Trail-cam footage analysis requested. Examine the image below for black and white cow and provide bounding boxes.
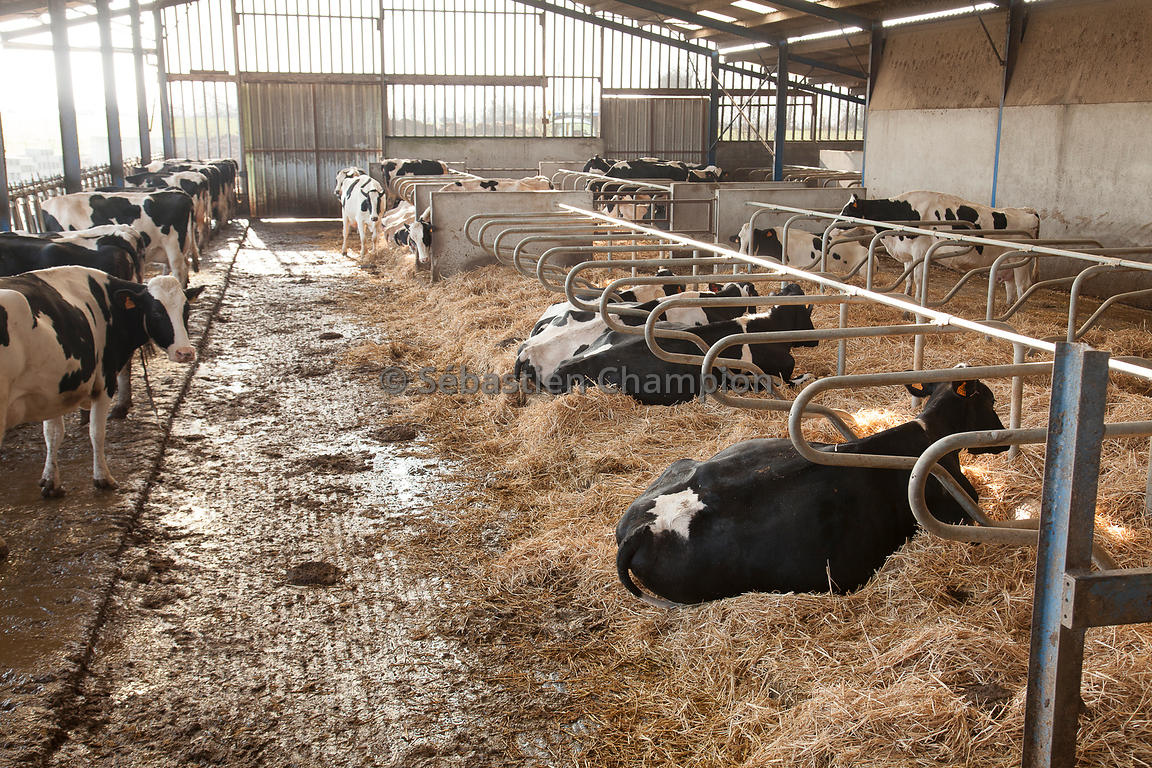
[514,281,759,387]
[440,176,552,192]
[730,224,873,274]
[544,284,817,406]
[0,267,204,519]
[840,191,1040,303]
[41,191,199,287]
[381,158,449,209]
[334,169,385,258]
[0,232,149,418]
[9,225,146,282]
[605,158,724,182]
[402,208,434,266]
[582,155,618,174]
[125,169,212,250]
[615,376,1007,604]
[135,159,233,227]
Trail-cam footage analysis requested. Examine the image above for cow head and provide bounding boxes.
[334,167,364,198]
[117,276,205,363]
[767,283,817,347]
[905,378,1008,454]
[841,193,863,218]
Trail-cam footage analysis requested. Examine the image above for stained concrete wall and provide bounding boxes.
[865,0,1152,257]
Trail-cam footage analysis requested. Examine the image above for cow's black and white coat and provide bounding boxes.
[381,158,449,209]
[841,191,1040,303]
[334,169,385,258]
[514,281,759,387]
[731,223,873,274]
[605,158,724,182]
[615,377,1007,604]
[0,266,203,522]
[41,191,199,287]
[545,284,817,405]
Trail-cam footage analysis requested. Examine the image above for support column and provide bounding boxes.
[1022,342,1109,768]
[49,0,82,193]
[772,41,788,181]
[862,25,884,180]
[154,8,175,158]
[130,0,151,165]
[0,114,11,231]
[992,0,1025,206]
[96,0,124,186]
[706,52,720,167]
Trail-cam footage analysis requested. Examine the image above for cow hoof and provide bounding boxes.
[109,404,131,420]
[93,477,119,491]
[789,373,815,387]
[40,482,66,499]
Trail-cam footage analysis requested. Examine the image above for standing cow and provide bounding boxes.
[841,191,1039,303]
[335,169,385,258]
[42,191,199,287]
[0,266,204,528]
[381,159,449,209]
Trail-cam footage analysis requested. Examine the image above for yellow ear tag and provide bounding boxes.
[957,381,970,397]
[123,296,136,310]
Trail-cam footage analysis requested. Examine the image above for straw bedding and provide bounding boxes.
[347,247,1152,766]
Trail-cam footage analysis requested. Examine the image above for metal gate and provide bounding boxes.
[601,96,708,164]
[240,77,382,217]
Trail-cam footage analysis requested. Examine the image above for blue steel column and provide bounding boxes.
[706,52,720,166]
[0,114,10,231]
[773,42,788,181]
[130,0,151,165]
[96,0,125,186]
[1022,342,1109,768]
[49,0,83,193]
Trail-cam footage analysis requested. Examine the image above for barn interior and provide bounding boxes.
[1,0,1152,766]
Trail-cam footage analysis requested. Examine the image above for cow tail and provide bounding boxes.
[616,527,681,609]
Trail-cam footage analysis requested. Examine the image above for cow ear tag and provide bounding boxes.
[956,381,971,397]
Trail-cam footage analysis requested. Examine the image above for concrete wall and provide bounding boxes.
[865,0,1152,255]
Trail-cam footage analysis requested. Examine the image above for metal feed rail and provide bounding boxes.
[491,204,1151,765]
[751,202,1152,337]
[392,169,484,207]
[556,202,1152,379]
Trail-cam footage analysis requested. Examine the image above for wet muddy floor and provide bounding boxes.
[1,221,552,767]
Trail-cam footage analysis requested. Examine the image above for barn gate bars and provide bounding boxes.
[457,194,1152,767]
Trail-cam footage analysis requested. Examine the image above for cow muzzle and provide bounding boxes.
[169,346,197,363]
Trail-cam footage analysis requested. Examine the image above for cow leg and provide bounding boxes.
[189,219,201,272]
[0,386,10,557]
[40,415,67,498]
[89,395,118,490]
[167,242,189,287]
[341,216,350,257]
[110,361,133,420]
[358,218,368,259]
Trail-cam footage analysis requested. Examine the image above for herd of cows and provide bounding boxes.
[0,151,1037,607]
[0,157,237,558]
[327,155,1038,606]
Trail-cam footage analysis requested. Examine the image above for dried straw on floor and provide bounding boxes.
[349,244,1152,767]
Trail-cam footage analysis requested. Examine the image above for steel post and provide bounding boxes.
[154,8,175,158]
[0,115,10,231]
[49,0,82,193]
[773,42,788,182]
[1023,342,1110,768]
[96,0,125,186]
[707,53,720,167]
[129,0,151,164]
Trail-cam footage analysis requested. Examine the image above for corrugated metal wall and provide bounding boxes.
[241,80,381,216]
[602,97,708,164]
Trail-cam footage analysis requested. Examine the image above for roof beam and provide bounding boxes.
[749,0,871,28]
[608,0,784,45]
[511,0,713,55]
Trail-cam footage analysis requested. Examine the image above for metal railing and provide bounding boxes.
[5,159,140,233]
